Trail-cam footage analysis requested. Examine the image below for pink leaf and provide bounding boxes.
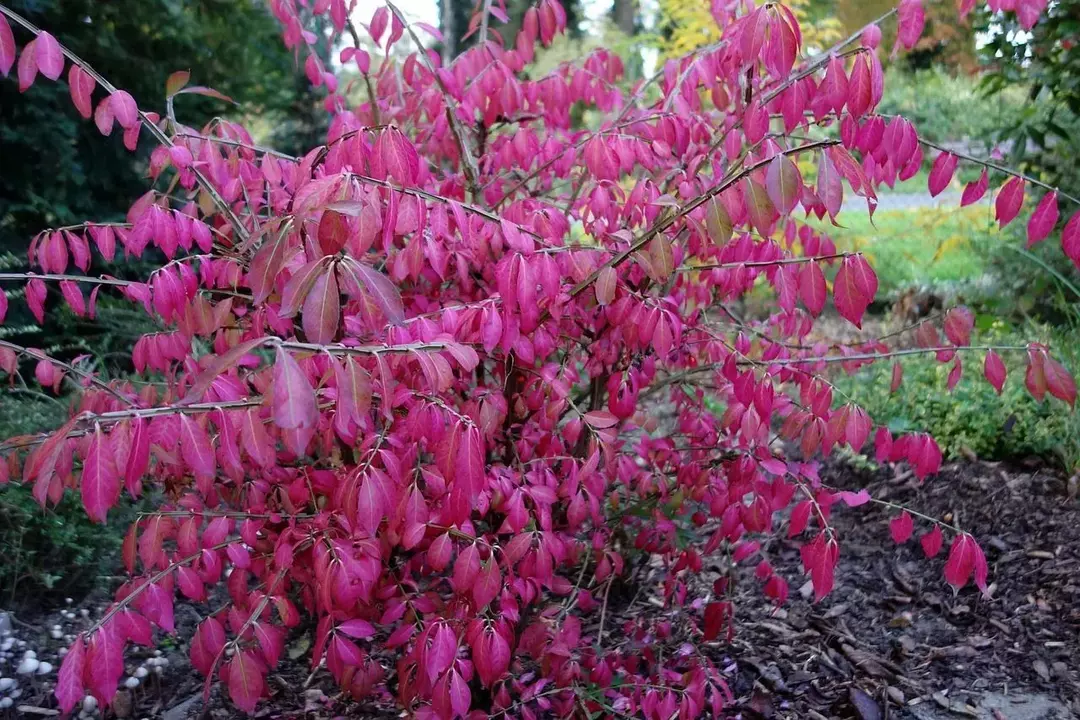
[301,264,339,345]
[984,351,1006,394]
[833,254,877,328]
[337,619,376,639]
[81,426,118,523]
[179,414,215,486]
[472,559,501,609]
[960,169,988,207]
[87,624,124,706]
[35,31,64,80]
[272,346,317,430]
[426,623,457,683]
[18,39,39,92]
[994,177,1025,229]
[896,0,925,50]
[943,306,973,347]
[927,152,957,197]
[109,90,139,129]
[889,511,913,543]
[798,261,826,315]
[55,635,86,713]
[0,15,14,77]
[68,64,95,118]
[944,533,989,595]
[190,617,226,677]
[846,54,872,118]
[226,650,266,714]
[920,525,943,558]
[1044,355,1077,407]
[1027,191,1059,247]
[1063,211,1080,271]
[765,153,802,215]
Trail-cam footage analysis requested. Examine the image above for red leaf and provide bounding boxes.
[318,209,349,255]
[190,617,226,677]
[139,581,175,633]
[833,254,877,328]
[1027,191,1059,247]
[426,623,457,683]
[583,410,619,429]
[301,264,340,345]
[455,424,485,500]
[449,668,471,717]
[337,619,375,639]
[253,623,285,667]
[765,153,802,215]
[944,533,989,595]
[889,511,913,543]
[68,64,95,118]
[110,90,138,129]
[984,350,1006,394]
[334,355,372,426]
[798,261,826,315]
[248,233,288,305]
[994,177,1025,229]
[87,624,124,706]
[846,54,872,118]
[1044,354,1077,407]
[595,266,617,305]
[373,126,420,185]
[703,601,730,641]
[81,425,119,523]
[179,414,216,486]
[55,635,86,713]
[280,257,329,318]
[272,346,317,430]
[18,39,38,92]
[799,532,838,601]
[35,31,64,80]
[920,525,943,558]
[960,169,988,207]
[0,15,14,77]
[451,543,480,593]
[226,650,266,714]
[788,500,812,538]
[165,70,190,96]
[890,361,903,393]
[1063,211,1080,271]
[896,0,925,50]
[472,559,501,609]
[927,152,958,197]
[338,257,404,324]
[943,306,973,347]
[474,628,511,687]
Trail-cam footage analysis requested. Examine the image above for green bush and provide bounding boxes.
[832,323,1080,471]
[0,396,136,608]
[877,67,1025,145]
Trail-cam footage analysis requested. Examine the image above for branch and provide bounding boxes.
[0,272,133,288]
[920,138,1080,206]
[678,253,852,273]
[0,340,134,406]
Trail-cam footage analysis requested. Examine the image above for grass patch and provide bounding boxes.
[809,205,999,299]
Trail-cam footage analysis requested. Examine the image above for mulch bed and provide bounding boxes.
[703,458,1080,719]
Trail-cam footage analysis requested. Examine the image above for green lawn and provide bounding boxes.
[809,204,999,299]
